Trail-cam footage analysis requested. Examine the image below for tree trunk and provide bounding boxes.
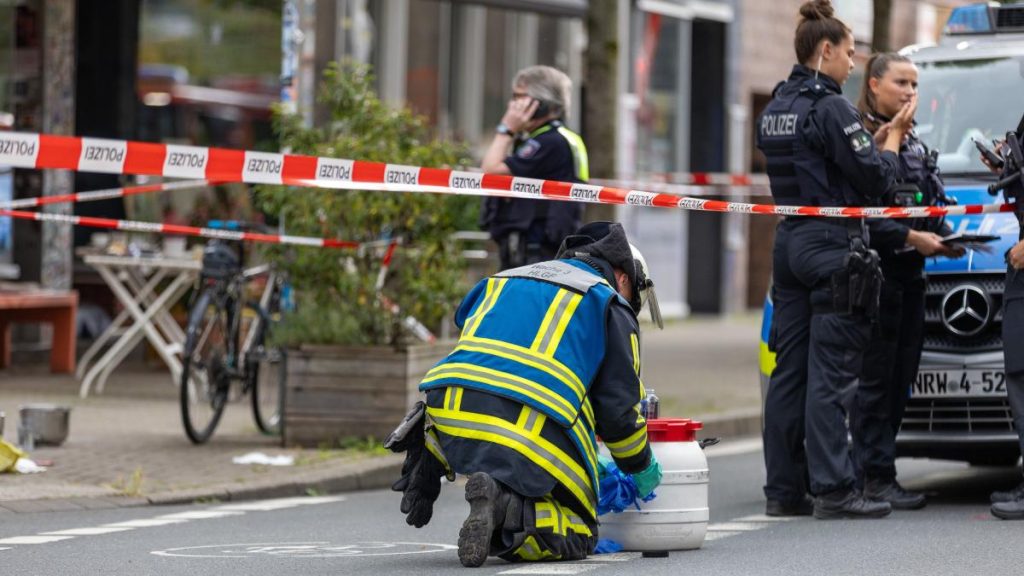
[871,0,892,53]
[583,0,618,221]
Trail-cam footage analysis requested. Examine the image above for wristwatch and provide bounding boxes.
[496,123,513,136]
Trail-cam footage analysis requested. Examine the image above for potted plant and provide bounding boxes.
[256,62,476,446]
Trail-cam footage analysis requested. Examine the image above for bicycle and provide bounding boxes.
[180,220,288,444]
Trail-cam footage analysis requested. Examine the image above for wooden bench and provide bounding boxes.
[0,290,78,373]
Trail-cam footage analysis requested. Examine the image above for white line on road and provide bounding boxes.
[0,536,75,545]
[498,564,600,575]
[732,513,802,523]
[0,495,348,549]
[0,547,12,551]
[706,522,764,532]
[40,527,136,536]
[582,552,641,562]
[157,510,246,520]
[704,531,744,541]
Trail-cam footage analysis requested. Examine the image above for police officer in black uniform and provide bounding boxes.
[480,65,589,271]
[983,121,1024,520]
[757,0,915,519]
[851,52,963,511]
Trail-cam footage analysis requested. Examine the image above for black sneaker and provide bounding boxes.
[813,488,892,520]
[766,495,814,517]
[991,494,1024,520]
[458,472,506,568]
[990,481,1024,504]
[863,479,926,510]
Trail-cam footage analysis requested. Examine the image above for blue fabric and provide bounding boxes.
[593,539,623,554]
[596,457,656,515]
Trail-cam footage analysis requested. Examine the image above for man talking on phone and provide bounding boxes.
[480,66,590,270]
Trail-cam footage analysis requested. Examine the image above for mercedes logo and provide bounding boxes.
[941,284,991,337]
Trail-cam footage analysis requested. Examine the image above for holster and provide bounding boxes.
[830,235,883,319]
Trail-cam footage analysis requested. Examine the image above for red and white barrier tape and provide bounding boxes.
[590,177,770,197]
[0,131,1012,219]
[0,179,210,210]
[0,208,359,249]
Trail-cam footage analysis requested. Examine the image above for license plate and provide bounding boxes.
[911,370,1006,398]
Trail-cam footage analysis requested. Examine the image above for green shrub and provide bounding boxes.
[257,62,475,347]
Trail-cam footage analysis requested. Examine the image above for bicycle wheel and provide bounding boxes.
[249,341,286,436]
[180,288,231,444]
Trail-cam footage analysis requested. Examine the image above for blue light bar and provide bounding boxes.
[944,3,994,35]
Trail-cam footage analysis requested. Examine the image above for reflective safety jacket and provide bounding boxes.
[420,259,650,520]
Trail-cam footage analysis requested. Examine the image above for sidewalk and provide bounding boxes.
[0,314,763,513]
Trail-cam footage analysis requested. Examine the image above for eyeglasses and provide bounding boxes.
[511,92,531,100]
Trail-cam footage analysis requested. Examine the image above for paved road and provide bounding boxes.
[2,441,1020,576]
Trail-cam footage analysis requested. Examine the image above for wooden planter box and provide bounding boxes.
[282,341,453,447]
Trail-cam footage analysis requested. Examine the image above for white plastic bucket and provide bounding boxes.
[598,418,709,551]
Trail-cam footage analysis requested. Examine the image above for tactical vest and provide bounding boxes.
[420,259,624,516]
[528,121,590,183]
[758,78,849,208]
[893,132,946,232]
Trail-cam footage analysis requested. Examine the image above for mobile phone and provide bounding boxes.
[531,99,551,120]
[974,137,1004,169]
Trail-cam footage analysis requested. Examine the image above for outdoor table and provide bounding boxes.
[77,252,201,398]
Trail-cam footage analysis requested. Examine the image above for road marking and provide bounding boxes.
[158,510,246,520]
[582,552,641,562]
[704,531,744,541]
[0,536,75,545]
[103,518,191,528]
[0,495,348,549]
[706,522,764,532]
[498,564,600,575]
[0,547,12,551]
[732,513,802,523]
[213,495,344,512]
[40,527,136,536]
[150,541,457,559]
[704,438,763,459]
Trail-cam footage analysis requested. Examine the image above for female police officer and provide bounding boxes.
[757,0,916,519]
[851,52,963,511]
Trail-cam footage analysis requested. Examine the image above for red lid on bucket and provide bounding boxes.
[646,418,703,442]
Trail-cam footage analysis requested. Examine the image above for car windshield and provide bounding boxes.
[915,55,1024,175]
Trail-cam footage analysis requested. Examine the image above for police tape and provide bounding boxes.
[0,131,1015,219]
[0,208,360,249]
[0,179,210,210]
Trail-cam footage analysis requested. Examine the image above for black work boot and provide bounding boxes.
[990,481,1024,504]
[765,494,814,517]
[813,488,892,520]
[863,478,926,510]
[459,472,507,568]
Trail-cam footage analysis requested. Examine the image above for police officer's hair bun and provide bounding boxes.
[799,0,834,21]
[794,0,850,65]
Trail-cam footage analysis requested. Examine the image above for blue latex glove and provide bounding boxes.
[632,454,663,499]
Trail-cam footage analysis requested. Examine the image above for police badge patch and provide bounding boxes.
[850,131,873,156]
[516,139,542,159]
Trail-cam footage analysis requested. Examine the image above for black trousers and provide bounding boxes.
[763,219,871,501]
[1002,264,1024,471]
[851,262,926,482]
[497,230,557,271]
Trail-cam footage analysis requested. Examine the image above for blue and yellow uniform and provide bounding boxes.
[421,257,651,562]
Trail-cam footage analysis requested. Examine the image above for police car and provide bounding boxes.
[759,2,1024,466]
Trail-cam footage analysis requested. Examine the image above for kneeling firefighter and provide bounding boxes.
[386,221,664,567]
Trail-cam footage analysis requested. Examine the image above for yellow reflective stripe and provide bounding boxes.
[459,336,584,397]
[423,426,454,480]
[462,278,507,338]
[423,363,576,424]
[516,406,546,436]
[534,501,560,533]
[759,341,777,376]
[514,535,555,561]
[431,408,595,517]
[582,399,595,429]
[542,292,583,356]
[605,426,648,460]
[531,289,571,351]
[568,411,597,484]
[630,333,640,375]
[557,126,590,182]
